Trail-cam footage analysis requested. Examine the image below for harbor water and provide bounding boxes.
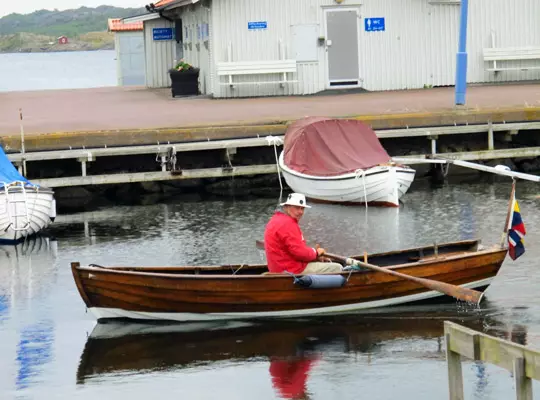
[0,50,116,92]
[1,178,540,399]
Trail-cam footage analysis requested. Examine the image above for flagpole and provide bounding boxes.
[500,179,516,248]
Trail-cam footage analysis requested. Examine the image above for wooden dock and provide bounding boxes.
[9,120,540,188]
[445,321,537,400]
[3,84,540,188]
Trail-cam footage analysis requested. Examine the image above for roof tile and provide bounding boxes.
[154,0,177,7]
[108,18,143,32]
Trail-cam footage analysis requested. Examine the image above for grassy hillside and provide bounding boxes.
[0,5,142,53]
[0,6,144,37]
[0,32,114,53]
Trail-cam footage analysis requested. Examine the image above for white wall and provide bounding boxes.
[468,0,540,83]
[211,0,336,98]
[205,0,540,97]
[144,18,176,88]
[178,4,212,95]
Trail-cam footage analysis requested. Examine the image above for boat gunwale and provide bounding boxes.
[278,151,415,180]
[72,245,508,280]
[349,238,480,259]
[0,185,54,193]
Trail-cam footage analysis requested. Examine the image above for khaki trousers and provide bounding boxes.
[303,262,343,274]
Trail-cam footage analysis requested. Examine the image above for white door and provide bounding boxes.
[325,8,360,87]
[119,32,145,86]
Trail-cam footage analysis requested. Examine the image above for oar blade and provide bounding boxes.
[415,277,483,304]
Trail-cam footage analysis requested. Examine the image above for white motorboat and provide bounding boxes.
[0,147,56,243]
[278,117,415,207]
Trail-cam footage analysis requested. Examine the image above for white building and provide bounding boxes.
[108,18,146,86]
[125,0,540,98]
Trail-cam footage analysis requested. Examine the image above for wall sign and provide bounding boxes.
[201,23,209,40]
[364,18,385,32]
[248,21,267,30]
[153,27,173,40]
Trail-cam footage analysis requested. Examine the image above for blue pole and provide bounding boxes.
[455,0,469,105]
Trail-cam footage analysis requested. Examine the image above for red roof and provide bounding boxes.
[154,0,177,7]
[108,18,143,32]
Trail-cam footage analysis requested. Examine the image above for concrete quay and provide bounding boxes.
[1,83,540,152]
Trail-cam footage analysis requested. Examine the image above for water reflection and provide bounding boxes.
[1,180,539,399]
[47,188,497,265]
[16,320,54,390]
[270,354,317,400]
[0,236,58,319]
[0,237,58,394]
[76,307,525,398]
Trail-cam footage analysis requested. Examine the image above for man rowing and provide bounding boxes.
[264,193,343,274]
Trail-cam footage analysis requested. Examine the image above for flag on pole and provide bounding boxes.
[507,191,526,260]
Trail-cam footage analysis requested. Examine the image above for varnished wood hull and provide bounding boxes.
[71,240,507,322]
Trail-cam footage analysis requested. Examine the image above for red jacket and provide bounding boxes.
[264,211,317,274]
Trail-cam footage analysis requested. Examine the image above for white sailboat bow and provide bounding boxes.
[278,117,416,207]
[0,147,56,243]
[279,153,415,206]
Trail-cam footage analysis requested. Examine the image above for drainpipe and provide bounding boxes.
[159,11,173,22]
[455,0,469,105]
[145,3,174,22]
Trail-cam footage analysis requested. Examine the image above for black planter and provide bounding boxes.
[169,68,200,97]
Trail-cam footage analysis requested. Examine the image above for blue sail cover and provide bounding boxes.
[0,145,31,188]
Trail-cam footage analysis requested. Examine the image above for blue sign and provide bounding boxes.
[365,17,385,32]
[153,27,173,41]
[248,21,267,30]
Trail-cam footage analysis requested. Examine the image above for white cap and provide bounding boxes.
[280,193,311,208]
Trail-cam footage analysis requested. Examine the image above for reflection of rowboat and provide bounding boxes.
[76,311,507,384]
[278,117,416,207]
[71,239,507,322]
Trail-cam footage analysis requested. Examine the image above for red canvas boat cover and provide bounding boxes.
[283,117,391,177]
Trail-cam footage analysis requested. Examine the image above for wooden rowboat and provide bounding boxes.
[71,239,507,322]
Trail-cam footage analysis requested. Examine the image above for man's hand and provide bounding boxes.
[315,245,332,262]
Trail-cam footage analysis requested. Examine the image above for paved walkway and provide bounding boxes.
[1,83,540,138]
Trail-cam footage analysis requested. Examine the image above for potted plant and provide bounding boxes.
[169,60,200,97]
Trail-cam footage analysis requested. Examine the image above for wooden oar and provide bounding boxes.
[255,240,483,304]
[325,252,483,304]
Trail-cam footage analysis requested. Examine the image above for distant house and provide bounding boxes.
[57,36,68,45]
[108,18,145,87]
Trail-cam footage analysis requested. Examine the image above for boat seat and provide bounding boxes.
[408,251,464,263]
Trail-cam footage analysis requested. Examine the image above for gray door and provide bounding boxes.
[325,9,360,86]
[119,32,145,86]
